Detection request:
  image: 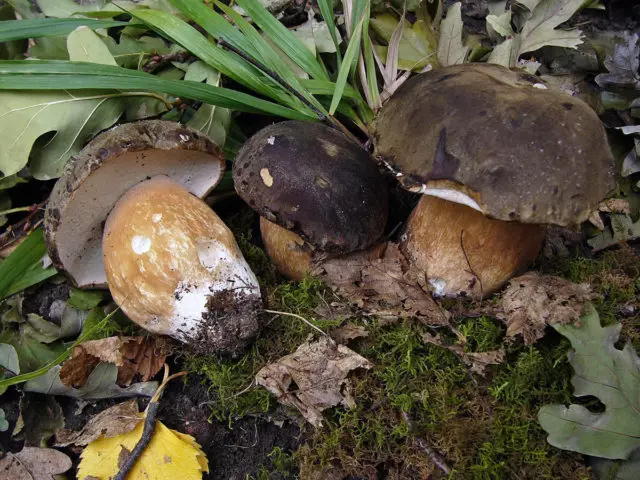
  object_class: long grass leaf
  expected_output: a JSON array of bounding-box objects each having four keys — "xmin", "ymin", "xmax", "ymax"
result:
[
  {"xmin": 235, "ymin": 0, "xmax": 328, "ymax": 81},
  {"xmin": 0, "ymin": 18, "xmax": 132, "ymax": 42},
  {"xmin": 360, "ymin": 3, "xmax": 380, "ymax": 110},
  {"xmin": 316, "ymin": 0, "xmax": 341, "ymax": 68},
  {"xmin": 329, "ymin": 12, "xmax": 366, "ymax": 115},
  {"xmin": 0, "ymin": 60, "xmax": 314, "ymax": 120}
]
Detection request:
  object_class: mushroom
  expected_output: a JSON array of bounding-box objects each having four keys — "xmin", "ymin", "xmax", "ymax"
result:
[
  {"xmin": 45, "ymin": 120, "xmax": 262, "ymax": 355},
  {"xmin": 233, "ymin": 120, "xmax": 388, "ymax": 279},
  {"xmin": 373, "ymin": 64, "xmax": 616, "ymax": 297}
]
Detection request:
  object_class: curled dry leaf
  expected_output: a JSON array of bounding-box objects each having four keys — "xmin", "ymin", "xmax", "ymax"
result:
[
  {"xmin": 56, "ymin": 399, "xmax": 140, "ymax": 447},
  {"xmin": 318, "ymin": 242, "xmax": 450, "ymax": 325},
  {"xmin": 422, "ymin": 333, "xmax": 504, "ymax": 376},
  {"xmin": 0, "ymin": 447, "xmax": 72, "ymax": 480},
  {"xmin": 255, "ymin": 336, "xmax": 372, "ymax": 427},
  {"xmin": 329, "ymin": 323, "xmax": 369, "ymax": 344},
  {"xmin": 499, "ymin": 272, "xmax": 594, "ymax": 344},
  {"xmin": 59, "ymin": 336, "xmax": 173, "ymax": 388}
]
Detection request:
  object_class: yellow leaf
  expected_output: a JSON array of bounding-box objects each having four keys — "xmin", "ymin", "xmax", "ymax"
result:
[{"xmin": 77, "ymin": 414, "xmax": 208, "ymax": 480}]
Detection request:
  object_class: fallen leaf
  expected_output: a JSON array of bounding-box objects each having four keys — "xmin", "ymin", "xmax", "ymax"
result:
[
  {"xmin": 0, "ymin": 447, "xmax": 72, "ymax": 480},
  {"xmin": 256, "ymin": 336, "xmax": 372, "ymax": 427},
  {"xmin": 319, "ymin": 242, "xmax": 450, "ymax": 325},
  {"xmin": 59, "ymin": 336, "xmax": 172, "ymax": 388},
  {"xmin": 78, "ymin": 411, "xmax": 208, "ymax": 480},
  {"xmin": 437, "ymin": 2, "xmax": 468, "ymax": 67},
  {"xmin": 539, "ymin": 305, "xmax": 640, "ymax": 459},
  {"xmin": 595, "ymin": 32, "xmax": 640, "ymax": 90},
  {"xmin": 421, "ymin": 333, "xmax": 504, "ymax": 376},
  {"xmin": 499, "ymin": 272, "xmax": 594, "ymax": 344},
  {"xmin": 587, "ymin": 214, "xmax": 640, "ymax": 252},
  {"xmin": 329, "ymin": 324, "xmax": 369, "ymax": 344},
  {"xmin": 56, "ymin": 399, "xmax": 140, "ymax": 446}
]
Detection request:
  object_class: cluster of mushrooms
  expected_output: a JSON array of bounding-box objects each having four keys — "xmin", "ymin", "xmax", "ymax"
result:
[{"xmin": 43, "ymin": 64, "xmax": 615, "ymax": 355}]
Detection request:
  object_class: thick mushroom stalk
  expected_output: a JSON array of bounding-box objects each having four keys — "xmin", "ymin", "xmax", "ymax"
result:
[
  {"xmin": 259, "ymin": 217, "xmax": 311, "ymax": 281},
  {"xmin": 401, "ymin": 196, "xmax": 545, "ymax": 297},
  {"xmin": 103, "ymin": 176, "xmax": 261, "ymax": 356}
]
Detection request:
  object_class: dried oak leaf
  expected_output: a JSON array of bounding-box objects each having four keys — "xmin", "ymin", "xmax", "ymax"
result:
[
  {"xmin": 499, "ymin": 272, "xmax": 594, "ymax": 344},
  {"xmin": 59, "ymin": 336, "xmax": 173, "ymax": 388},
  {"xmin": 318, "ymin": 242, "xmax": 450, "ymax": 325},
  {"xmin": 329, "ymin": 323, "xmax": 369, "ymax": 344},
  {"xmin": 0, "ymin": 447, "xmax": 72, "ymax": 480},
  {"xmin": 255, "ymin": 336, "xmax": 372, "ymax": 427},
  {"xmin": 56, "ymin": 399, "xmax": 140, "ymax": 447},
  {"xmin": 422, "ymin": 333, "xmax": 504, "ymax": 376}
]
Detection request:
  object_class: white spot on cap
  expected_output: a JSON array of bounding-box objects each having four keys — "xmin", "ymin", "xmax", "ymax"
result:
[
  {"xmin": 533, "ymin": 83, "xmax": 547, "ymax": 89},
  {"xmin": 152, "ymin": 213, "xmax": 162, "ymax": 223},
  {"xmin": 131, "ymin": 235, "xmax": 151, "ymax": 254},
  {"xmin": 267, "ymin": 136, "xmax": 275, "ymax": 145},
  {"xmin": 260, "ymin": 168, "xmax": 274, "ymax": 187}
]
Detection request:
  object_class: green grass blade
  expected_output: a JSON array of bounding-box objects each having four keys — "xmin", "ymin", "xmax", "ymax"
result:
[
  {"xmin": 235, "ymin": 0, "xmax": 328, "ymax": 81},
  {"xmin": 300, "ymin": 79, "xmax": 361, "ymax": 100},
  {"xmin": 316, "ymin": 0, "xmax": 342, "ymax": 68},
  {"xmin": 0, "ymin": 18, "xmax": 132, "ymax": 42},
  {"xmin": 0, "ymin": 60, "xmax": 314, "ymax": 120},
  {"xmin": 329, "ymin": 12, "xmax": 366, "ymax": 115},
  {"xmin": 0, "ymin": 228, "xmax": 56, "ymax": 301}
]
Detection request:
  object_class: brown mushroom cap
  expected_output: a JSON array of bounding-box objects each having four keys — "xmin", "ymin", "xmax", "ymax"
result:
[
  {"xmin": 233, "ymin": 121, "xmax": 388, "ymax": 253},
  {"xmin": 373, "ymin": 63, "xmax": 615, "ymax": 226},
  {"xmin": 103, "ymin": 176, "xmax": 261, "ymax": 355},
  {"xmin": 45, "ymin": 120, "xmax": 225, "ymax": 289},
  {"xmin": 401, "ymin": 196, "xmax": 545, "ymax": 298},
  {"xmin": 259, "ymin": 217, "xmax": 311, "ymax": 281}
]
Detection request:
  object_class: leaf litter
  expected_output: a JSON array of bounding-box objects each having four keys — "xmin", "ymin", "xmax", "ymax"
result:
[{"xmin": 0, "ymin": 446, "xmax": 72, "ymax": 480}]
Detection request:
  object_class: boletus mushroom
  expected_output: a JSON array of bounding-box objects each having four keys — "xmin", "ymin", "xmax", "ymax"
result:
[
  {"xmin": 45, "ymin": 120, "xmax": 261, "ymax": 355},
  {"xmin": 233, "ymin": 120, "xmax": 388, "ymax": 280},
  {"xmin": 373, "ymin": 64, "xmax": 616, "ymax": 297}
]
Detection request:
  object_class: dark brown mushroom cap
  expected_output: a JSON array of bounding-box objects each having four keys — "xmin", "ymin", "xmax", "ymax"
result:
[
  {"xmin": 233, "ymin": 121, "xmax": 388, "ymax": 253},
  {"xmin": 372, "ymin": 63, "xmax": 616, "ymax": 226},
  {"xmin": 45, "ymin": 120, "xmax": 225, "ymax": 289}
]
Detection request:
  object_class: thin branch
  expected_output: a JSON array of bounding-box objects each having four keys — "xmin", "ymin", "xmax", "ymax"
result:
[
  {"xmin": 401, "ymin": 411, "xmax": 452, "ymax": 475},
  {"xmin": 460, "ymin": 230, "xmax": 483, "ymax": 299},
  {"xmin": 142, "ymin": 51, "xmax": 191, "ymax": 73},
  {"xmin": 263, "ymin": 308, "xmax": 331, "ymax": 339}
]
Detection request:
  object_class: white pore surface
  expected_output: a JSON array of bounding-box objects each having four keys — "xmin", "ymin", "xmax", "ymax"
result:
[
  {"xmin": 167, "ymin": 239, "xmax": 260, "ymax": 341},
  {"xmin": 57, "ymin": 149, "xmax": 223, "ymax": 288}
]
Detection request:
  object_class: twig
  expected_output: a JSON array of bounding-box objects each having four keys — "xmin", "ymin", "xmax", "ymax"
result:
[
  {"xmin": 401, "ymin": 411, "xmax": 452, "ymax": 475},
  {"xmin": 142, "ymin": 51, "xmax": 191, "ymax": 73},
  {"xmin": 114, "ymin": 366, "xmax": 187, "ymax": 480},
  {"xmin": 460, "ymin": 230, "xmax": 483, "ymax": 299},
  {"xmin": 263, "ymin": 308, "xmax": 331, "ymax": 339},
  {"xmin": 0, "ymin": 201, "xmax": 46, "ymax": 252}
]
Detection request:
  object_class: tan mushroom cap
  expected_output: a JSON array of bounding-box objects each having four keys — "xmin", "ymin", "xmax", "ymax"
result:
[
  {"xmin": 373, "ymin": 63, "xmax": 616, "ymax": 226},
  {"xmin": 103, "ymin": 176, "xmax": 261, "ymax": 354},
  {"xmin": 401, "ymin": 196, "xmax": 545, "ymax": 298},
  {"xmin": 260, "ymin": 217, "xmax": 311, "ymax": 281},
  {"xmin": 45, "ymin": 120, "xmax": 225, "ymax": 289}
]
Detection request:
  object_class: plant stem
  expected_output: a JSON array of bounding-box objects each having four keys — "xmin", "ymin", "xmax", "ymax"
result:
[
  {"xmin": 263, "ymin": 308, "xmax": 331, "ymax": 339},
  {"xmin": 0, "ymin": 205, "xmax": 36, "ymax": 216}
]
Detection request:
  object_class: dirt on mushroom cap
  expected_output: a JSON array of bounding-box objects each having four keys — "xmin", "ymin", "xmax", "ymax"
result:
[{"xmin": 372, "ymin": 63, "xmax": 616, "ymax": 226}]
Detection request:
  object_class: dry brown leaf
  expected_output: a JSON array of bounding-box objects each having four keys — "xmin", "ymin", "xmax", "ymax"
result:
[
  {"xmin": 55, "ymin": 399, "xmax": 140, "ymax": 447},
  {"xmin": 255, "ymin": 336, "xmax": 372, "ymax": 427},
  {"xmin": 59, "ymin": 336, "xmax": 173, "ymax": 388},
  {"xmin": 318, "ymin": 242, "xmax": 450, "ymax": 325},
  {"xmin": 499, "ymin": 272, "xmax": 594, "ymax": 344},
  {"xmin": 329, "ymin": 324, "xmax": 369, "ymax": 344},
  {"xmin": 599, "ymin": 198, "xmax": 631, "ymax": 214},
  {"xmin": 422, "ymin": 333, "xmax": 504, "ymax": 376},
  {"xmin": 0, "ymin": 447, "xmax": 72, "ymax": 480}
]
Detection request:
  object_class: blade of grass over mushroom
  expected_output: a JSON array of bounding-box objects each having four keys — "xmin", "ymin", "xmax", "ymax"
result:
[
  {"xmin": 316, "ymin": 0, "xmax": 342, "ymax": 68},
  {"xmin": 329, "ymin": 12, "xmax": 366, "ymax": 115},
  {"xmin": 0, "ymin": 61, "xmax": 313, "ymax": 120},
  {"xmin": 0, "ymin": 228, "xmax": 56, "ymax": 302},
  {"xmin": 361, "ymin": 3, "xmax": 380, "ymax": 110},
  {"xmin": 0, "ymin": 18, "xmax": 134, "ymax": 42},
  {"xmin": 235, "ymin": 0, "xmax": 329, "ymax": 81}
]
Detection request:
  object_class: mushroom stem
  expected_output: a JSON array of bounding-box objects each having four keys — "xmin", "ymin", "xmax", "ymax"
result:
[
  {"xmin": 401, "ymin": 196, "xmax": 545, "ymax": 298},
  {"xmin": 260, "ymin": 217, "xmax": 311, "ymax": 281}
]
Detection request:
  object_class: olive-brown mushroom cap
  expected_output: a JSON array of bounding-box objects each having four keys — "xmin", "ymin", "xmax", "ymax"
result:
[
  {"xmin": 45, "ymin": 120, "xmax": 225, "ymax": 289},
  {"xmin": 103, "ymin": 176, "xmax": 261, "ymax": 356},
  {"xmin": 260, "ymin": 217, "xmax": 311, "ymax": 281},
  {"xmin": 401, "ymin": 196, "xmax": 545, "ymax": 298},
  {"xmin": 373, "ymin": 63, "xmax": 616, "ymax": 226},
  {"xmin": 233, "ymin": 121, "xmax": 388, "ymax": 253}
]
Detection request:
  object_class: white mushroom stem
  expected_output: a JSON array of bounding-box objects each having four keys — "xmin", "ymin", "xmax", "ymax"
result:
[
  {"xmin": 103, "ymin": 176, "xmax": 261, "ymax": 353},
  {"xmin": 401, "ymin": 196, "xmax": 545, "ymax": 298}
]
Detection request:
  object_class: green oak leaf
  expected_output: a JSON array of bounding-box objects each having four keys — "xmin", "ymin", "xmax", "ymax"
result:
[{"xmin": 538, "ymin": 305, "xmax": 640, "ymax": 459}]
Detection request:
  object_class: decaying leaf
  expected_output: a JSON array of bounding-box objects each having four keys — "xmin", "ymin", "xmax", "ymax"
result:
[
  {"xmin": 499, "ymin": 272, "xmax": 593, "ymax": 344},
  {"xmin": 437, "ymin": 2, "xmax": 468, "ymax": 67},
  {"xmin": 59, "ymin": 336, "xmax": 173, "ymax": 388},
  {"xmin": 595, "ymin": 32, "xmax": 640, "ymax": 90},
  {"xmin": 78, "ymin": 408, "xmax": 208, "ymax": 480},
  {"xmin": 539, "ymin": 305, "xmax": 640, "ymax": 459},
  {"xmin": 255, "ymin": 336, "xmax": 372, "ymax": 427},
  {"xmin": 319, "ymin": 242, "xmax": 450, "ymax": 325},
  {"xmin": 56, "ymin": 399, "xmax": 141, "ymax": 446},
  {"xmin": 329, "ymin": 323, "xmax": 369, "ymax": 344},
  {"xmin": 422, "ymin": 333, "xmax": 504, "ymax": 376},
  {"xmin": 588, "ymin": 214, "xmax": 640, "ymax": 252},
  {"xmin": 588, "ymin": 198, "xmax": 632, "ymax": 230},
  {"xmin": 0, "ymin": 447, "xmax": 72, "ymax": 480}
]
